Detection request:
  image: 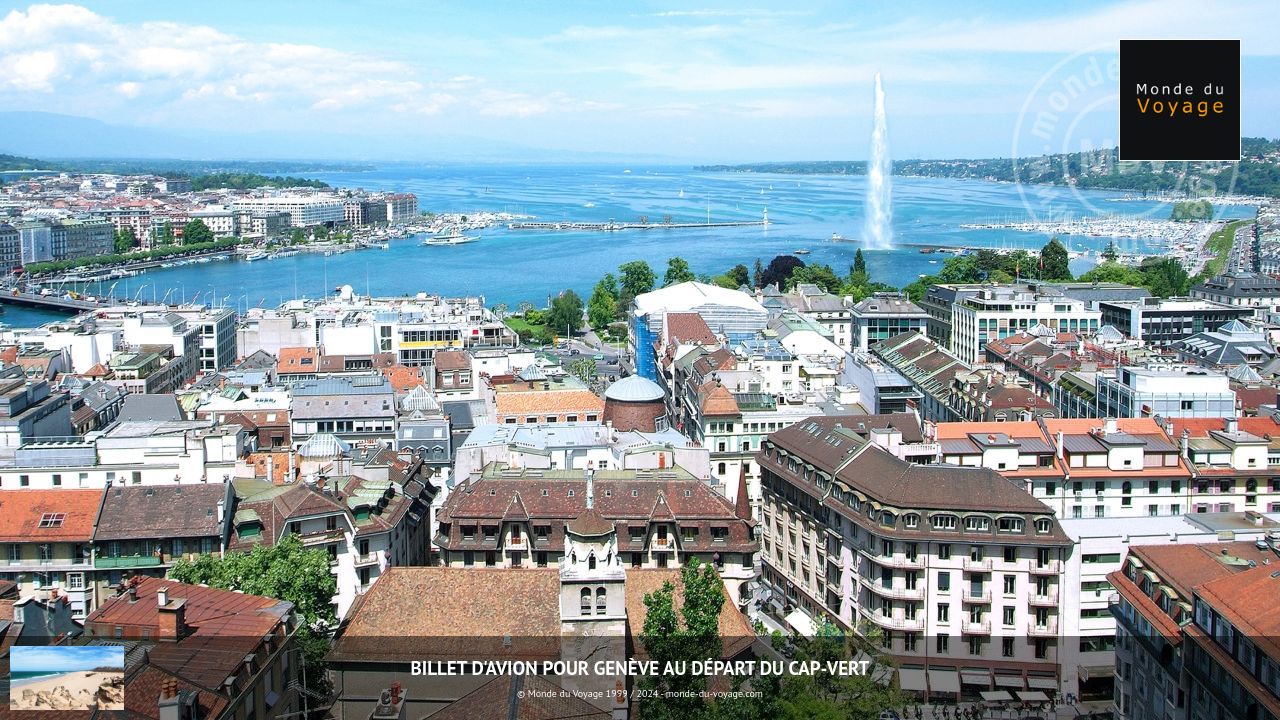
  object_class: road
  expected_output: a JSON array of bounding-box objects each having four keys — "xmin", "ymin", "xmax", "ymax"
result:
[{"xmin": 545, "ymin": 335, "xmax": 626, "ymax": 382}]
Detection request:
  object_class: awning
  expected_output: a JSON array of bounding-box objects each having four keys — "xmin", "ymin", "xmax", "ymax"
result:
[
  {"xmin": 898, "ymin": 666, "xmax": 927, "ymax": 692},
  {"xmin": 1017, "ymin": 690, "xmax": 1050, "ymax": 702},
  {"xmin": 1026, "ymin": 677, "xmax": 1058, "ymax": 690},
  {"xmin": 785, "ymin": 609, "xmax": 816, "ymax": 638},
  {"xmin": 961, "ymin": 669, "xmax": 991, "ymax": 685},
  {"xmin": 980, "ymin": 690, "xmax": 1013, "ymax": 702},
  {"xmin": 928, "ymin": 668, "xmax": 961, "ymax": 694},
  {"xmin": 994, "ymin": 674, "xmax": 1023, "ymax": 688}
]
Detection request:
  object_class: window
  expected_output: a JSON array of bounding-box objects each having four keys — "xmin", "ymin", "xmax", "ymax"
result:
[
  {"xmin": 19, "ymin": 475, "xmax": 29, "ymax": 487},
  {"xmin": 580, "ymin": 588, "xmax": 592, "ymax": 616},
  {"xmin": 1003, "ymin": 546, "xmax": 1017, "ymax": 563},
  {"xmin": 937, "ymin": 572, "xmax": 950, "ymax": 592},
  {"xmin": 51, "ymin": 474, "xmax": 61, "ymax": 487},
  {"xmin": 485, "ymin": 551, "xmax": 496, "ymax": 567},
  {"xmin": 938, "ymin": 544, "xmax": 951, "ymax": 560},
  {"xmin": 37, "ymin": 513, "xmax": 65, "ymax": 529},
  {"xmin": 937, "ymin": 603, "xmax": 950, "ymax": 623},
  {"xmin": 1002, "ymin": 575, "xmax": 1016, "ymax": 595},
  {"xmin": 595, "ymin": 588, "xmax": 607, "ymax": 615},
  {"xmin": 996, "ymin": 517, "xmax": 1024, "ymax": 533},
  {"xmin": 1002, "ymin": 637, "xmax": 1015, "ymax": 657},
  {"xmin": 1003, "ymin": 607, "xmax": 1015, "ymax": 626},
  {"xmin": 936, "ymin": 635, "xmax": 949, "ymax": 654}
]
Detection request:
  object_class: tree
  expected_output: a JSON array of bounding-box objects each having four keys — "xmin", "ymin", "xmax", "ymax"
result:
[
  {"xmin": 1140, "ymin": 257, "xmax": 1191, "ymax": 297},
  {"xmin": 853, "ymin": 249, "xmax": 867, "ymax": 276},
  {"xmin": 567, "ymin": 357, "xmax": 597, "ymax": 385},
  {"xmin": 158, "ymin": 222, "xmax": 176, "ymax": 247},
  {"xmin": 637, "ymin": 559, "xmax": 725, "ymax": 720},
  {"xmin": 664, "ymin": 257, "xmax": 695, "ymax": 287},
  {"xmin": 113, "ymin": 228, "xmax": 136, "ymax": 254},
  {"xmin": 313, "ymin": 225, "xmax": 330, "ymax": 241},
  {"xmin": 546, "ymin": 289, "xmax": 585, "ymax": 336},
  {"xmin": 516, "ymin": 301, "xmax": 535, "ymax": 316},
  {"xmin": 789, "ymin": 263, "xmax": 842, "ymax": 293},
  {"xmin": 758, "ymin": 255, "xmax": 806, "ymax": 290},
  {"xmin": 588, "ymin": 276, "xmax": 619, "ymax": 329},
  {"xmin": 169, "ymin": 534, "xmax": 337, "ymax": 702},
  {"xmin": 492, "ymin": 302, "xmax": 508, "ymax": 319},
  {"xmin": 290, "ymin": 227, "xmax": 306, "ymax": 245},
  {"xmin": 619, "ymin": 260, "xmax": 656, "ymax": 298},
  {"xmin": 768, "ymin": 623, "xmax": 907, "ymax": 719},
  {"xmin": 1102, "ymin": 240, "xmax": 1119, "ymax": 262},
  {"xmin": 726, "ymin": 264, "xmax": 750, "ymax": 288},
  {"xmin": 1078, "ymin": 261, "xmax": 1143, "ymax": 285},
  {"xmin": 752, "ymin": 258, "xmax": 764, "ymax": 288},
  {"xmin": 182, "ymin": 219, "xmax": 214, "ymax": 246},
  {"xmin": 1039, "ymin": 238, "xmax": 1072, "ymax": 281}
]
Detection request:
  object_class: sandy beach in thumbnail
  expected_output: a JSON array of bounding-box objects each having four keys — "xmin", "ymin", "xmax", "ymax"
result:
[{"xmin": 10, "ymin": 670, "xmax": 125, "ymax": 711}]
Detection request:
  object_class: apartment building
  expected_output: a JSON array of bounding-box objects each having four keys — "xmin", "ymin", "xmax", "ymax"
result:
[
  {"xmin": 0, "ymin": 365, "xmax": 74, "ymax": 462},
  {"xmin": 1169, "ymin": 416, "xmax": 1280, "ymax": 514},
  {"xmin": 0, "ymin": 222, "xmax": 21, "ymax": 272},
  {"xmin": 1191, "ymin": 270, "xmax": 1280, "ymax": 317},
  {"xmin": 0, "ymin": 488, "xmax": 100, "ymax": 617},
  {"xmin": 230, "ymin": 195, "xmax": 345, "ymax": 227},
  {"xmin": 433, "ymin": 464, "xmax": 759, "ymax": 606},
  {"xmin": 384, "ymin": 193, "xmax": 418, "ymax": 223},
  {"xmin": 83, "ymin": 577, "xmax": 300, "ymax": 720},
  {"xmin": 1099, "ymin": 297, "xmax": 1252, "ymax": 346},
  {"xmin": 872, "ymin": 331, "xmax": 970, "ymax": 422},
  {"xmin": 950, "ymin": 285, "xmax": 1101, "ymax": 364},
  {"xmin": 1109, "ymin": 541, "xmax": 1280, "ymax": 720},
  {"xmin": 229, "ymin": 450, "xmax": 435, "ymax": 618},
  {"xmin": 773, "ymin": 283, "xmax": 855, "ymax": 351},
  {"xmin": 850, "ymin": 293, "xmax": 929, "ymax": 352},
  {"xmin": 289, "ymin": 376, "xmax": 397, "ymax": 446},
  {"xmin": 1055, "ymin": 365, "xmax": 1241, "ymax": 419},
  {"xmin": 759, "ymin": 416, "xmax": 1073, "ymax": 698}
]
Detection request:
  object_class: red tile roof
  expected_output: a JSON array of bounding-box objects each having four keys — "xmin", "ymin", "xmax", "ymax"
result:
[
  {"xmin": 665, "ymin": 312, "xmax": 718, "ymax": 346},
  {"xmin": 380, "ymin": 365, "xmax": 424, "ymax": 394},
  {"xmin": 433, "ymin": 350, "xmax": 472, "ymax": 371},
  {"xmin": 276, "ymin": 347, "xmax": 317, "ymax": 374},
  {"xmin": 0, "ymin": 489, "xmax": 101, "ymax": 542},
  {"xmin": 1169, "ymin": 416, "xmax": 1280, "ymax": 438}
]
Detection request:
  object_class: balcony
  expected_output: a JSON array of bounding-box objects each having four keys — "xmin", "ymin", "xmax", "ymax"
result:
[
  {"xmin": 961, "ymin": 619, "xmax": 992, "ymax": 634},
  {"xmin": 651, "ymin": 537, "xmax": 675, "ymax": 552},
  {"xmin": 963, "ymin": 557, "xmax": 993, "ymax": 571},
  {"xmin": 1028, "ymin": 618, "xmax": 1059, "ymax": 636},
  {"xmin": 861, "ymin": 548, "xmax": 924, "ymax": 569},
  {"xmin": 1029, "ymin": 593, "xmax": 1059, "ymax": 607},
  {"xmin": 868, "ymin": 613, "xmax": 924, "ymax": 631},
  {"xmin": 506, "ymin": 536, "xmax": 526, "ymax": 550},
  {"xmin": 299, "ymin": 529, "xmax": 345, "ymax": 547},
  {"xmin": 1029, "ymin": 560, "xmax": 1062, "ymax": 575},
  {"xmin": 864, "ymin": 579, "xmax": 925, "ymax": 601},
  {"xmin": 353, "ymin": 552, "xmax": 381, "ymax": 567},
  {"xmin": 95, "ymin": 555, "xmax": 164, "ymax": 569},
  {"xmin": 6, "ymin": 558, "xmax": 93, "ymax": 569},
  {"xmin": 963, "ymin": 588, "xmax": 992, "ymax": 603}
]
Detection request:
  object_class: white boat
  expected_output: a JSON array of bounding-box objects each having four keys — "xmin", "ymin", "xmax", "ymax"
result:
[
  {"xmin": 244, "ymin": 251, "xmax": 268, "ymax": 262},
  {"xmin": 424, "ymin": 230, "xmax": 479, "ymax": 246},
  {"xmin": 831, "ymin": 232, "xmax": 846, "ymax": 241},
  {"xmin": 583, "ymin": 202, "xmax": 595, "ymax": 208},
  {"xmin": 794, "ymin": 249, "xmax": 811, "ymax": 255}
]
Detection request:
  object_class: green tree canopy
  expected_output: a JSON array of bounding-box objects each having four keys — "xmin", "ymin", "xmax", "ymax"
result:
[
  {"xmin": 588, "ymin": 275, "xmax": 620, "ymax": 329},
  {"xmin": 113, "ymin": 228, "xmax": 136, "ymax": 255},
  {"xmin": 1039, "ymin": 238, "xmax": 1072, "ymax": 280},
  {"xmin": 546, "ymin": 289, "xmax": 585, "ymax": 336},
  {"xmin": 789, "ymin": 262, "xmax": 842, "ymax": 293},
  {"xmin": 182, "ymin": 218, "xmax": 214, "ymax": 246},
  {"xmin": 725, "ymin": 264, "xmax": 750, "ymax": 288},
  {"xmin": 637, "ymin": 559, "xmax": 725, "ymax": 720},
  {"xmin": 853, "ymin": 249, "xmax": 867, "ymax": 276},
  {"xmin": 664, "ymin": 257, "xmax": 696, "ymax": 286},
  {"xmin": 619, "ymin": 260, "xmax": 657, "ymax": 298},
  {"xmin": 168, "ymin": 534, "xmax": 337, "ymax": 701},
  {"xmin": 759, "ymin": 255, "xmax": 806, "ymax": 290}
]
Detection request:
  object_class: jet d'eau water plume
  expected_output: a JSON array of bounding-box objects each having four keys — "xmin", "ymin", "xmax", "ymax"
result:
[{"xmin": 863, "ymin": 73, "xmax": 893, "ymax": 250}]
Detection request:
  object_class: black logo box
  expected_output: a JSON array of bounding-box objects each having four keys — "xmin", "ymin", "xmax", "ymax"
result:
[{"xmin": 1119, "ymin": 39, "xmax": 1240, "ymax": 162}]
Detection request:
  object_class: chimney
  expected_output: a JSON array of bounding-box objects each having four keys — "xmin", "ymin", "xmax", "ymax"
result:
[
  {"xmin": 1103, "ymin": 417, "xmax": 1118, "ymax": 435},
  {"xmin": 157, "ymin": 586, "xmax": 168, "ymax": 607},
  {"xmin": 158, "ymin": 593, "xmax": 187, "ymax": 642},
  {"xmin": 1055, "ymin": 430, "xmax": 1064, "ymax": 460},
  {"xmin": 1180, "ymin": 429, "xmax": 1190, "ymax": 459},
  {"xmin": 1225, "ymin": 417, "xmax": 1239, "ymax": 434},
  {"xmin": 128, "ymin": 586, "xmax": 138, "ymax": 603},
  {"xmin": 370, "ymin": 683, "xmax": 408, "ymax": 720},
  {"xmin": 585, "ymin": 463, "xmax": 595, "ymax": 509}
]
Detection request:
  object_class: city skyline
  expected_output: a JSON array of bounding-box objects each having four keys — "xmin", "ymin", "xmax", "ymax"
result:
[{"xmin": 1, "ymin": 1, "xmax": 1279, "ymax": 162}]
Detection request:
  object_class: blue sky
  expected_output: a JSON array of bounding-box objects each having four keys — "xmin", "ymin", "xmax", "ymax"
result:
[
  {"xmin": 10, "ymin": 646, "xmax": 124, "ymax": 673},
  {"xmin": 0, "ymin": 1, "xmax": 1277, "ymax": 161}
]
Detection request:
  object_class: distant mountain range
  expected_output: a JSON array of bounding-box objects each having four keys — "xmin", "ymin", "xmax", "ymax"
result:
[
  {"xmin": 697, "ymin": 138, "xmax": 1280, "ymax": 197},
  {"xmin": 0, "ymin": 111, "xmax": 676, "ymax": 166}
]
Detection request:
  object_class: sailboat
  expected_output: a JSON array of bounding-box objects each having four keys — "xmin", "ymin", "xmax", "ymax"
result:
[{"xmin": 679, "ymin": 189, "xmax": 685, "ymax": 198}]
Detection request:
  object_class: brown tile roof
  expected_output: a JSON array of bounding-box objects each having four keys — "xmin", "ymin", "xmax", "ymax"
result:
[
  {"xmin": 429, "ymin": 675, "xmax": 609, "ymax": 720},
  {"xmin": 1169, "ymin": 416, "xmax": 1280, "ymax": 438},
  {"xmin": 245, "ymin": 451, "xmax": 296, "ymax": 485},
  {"xmin": 276, "ymin": 347, "xmax": 316, "ymax": 374},
  {"xmin": 698, "ymin": 381, "xmax": 739, "ymax": 416},
  {"xmin": 1129, "ymin": 542, "xmax": 1269, "ymax": 600},
  {"xmin": 329, "ymin": 567, "xmax": 563, "ymax": 663},
  {"xmin": 433, "ymin": 350, "xmax": 472, "ymax": 371},
  {"xmin": 123, "ymin": 664, "xmax": 230, "ymax": 720},
  {"xmin": 495, "ymin": 390, "xmax": 604, "ymax": 418},
  {"xmin": 380, "ymin": 365, "xmax": 425, "ymax": 394},
  {"xmin": 1194, "ymin": 564, "xmax": 1280, "ymax": 660},
  {"xmin": 94, "ymin": 484, "xmax": 226, "ymax": 542},
  {"xmin": 86, "ymin": 577, "xmax": 293, "ymax": 692},
  {"xmin": 0, "ymin": 489, "xmax": 101, "ymax": 542},
  {"xmin": 567, "ymin": 507, "xmax": 614, "ymax": 536},
  {"xmin": 665, "ymin": 312, "xmax": 718, "ymax": 346},
  {"xmin": 83, "ymin": 362, "xmax": 112, "ymax": 378}
]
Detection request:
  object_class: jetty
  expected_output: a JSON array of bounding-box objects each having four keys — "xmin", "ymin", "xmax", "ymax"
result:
[
  {"xmin": 508, "ymin": 211, "xmax": 770, "ymax": 233},
  {"xmin": 0, "ymin": 289, "xmax": 105, "ymax": 312}
]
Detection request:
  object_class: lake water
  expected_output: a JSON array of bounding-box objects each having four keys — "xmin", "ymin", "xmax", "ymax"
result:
[{"xmin": 5, "ymin": 165, "xmax": 1255, "ymax": 327}]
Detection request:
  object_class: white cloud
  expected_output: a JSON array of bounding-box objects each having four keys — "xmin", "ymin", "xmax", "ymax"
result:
[
  {"xmin": 115, "ymin": 80, "xmax": 140, "ymax": 98},
  {"xmin": 0, "ymin": 50, "xmax": 60, "ymax": 90}
]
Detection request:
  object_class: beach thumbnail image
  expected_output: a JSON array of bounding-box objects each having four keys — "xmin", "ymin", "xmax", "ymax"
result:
[{"xmin": 9, "ymin": 646, "xmax": 125, "ymax": 711}]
